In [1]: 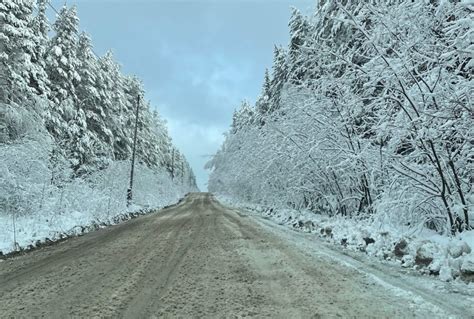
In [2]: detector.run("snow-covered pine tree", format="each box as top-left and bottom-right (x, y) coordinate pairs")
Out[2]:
(46, 5), (81, 103)
(76, 32), (113, 171)
(288, 7), (311, 85)
(32, 0), (48, 38)
(97, 51), (129, 162)
(44, 5), (78, 143)
(0, 0), (44, 103)
(231, 100), (254, 133)
(29, 0), (50, 98)
(45, 5), (97, 176)
(150, 110), (173, 169)
(1, 1), (197, 251)
(268, 46), (288, 113)
(255, 69), (272, 125)
(122, 75), (147, 164)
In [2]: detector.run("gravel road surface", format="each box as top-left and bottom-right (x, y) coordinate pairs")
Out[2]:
(0, 193), (470, 318)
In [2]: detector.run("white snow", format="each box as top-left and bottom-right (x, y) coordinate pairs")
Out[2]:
(461, 254), (474, 274)
(241, 201), (474, 318)
(218, 195), (474, 285)
(0, 3), (199, 256)
(53, 46), (62, 56)
(0, 159), (193, 256)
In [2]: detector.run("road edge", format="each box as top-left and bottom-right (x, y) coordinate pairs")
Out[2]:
(0, 194), (190, 261)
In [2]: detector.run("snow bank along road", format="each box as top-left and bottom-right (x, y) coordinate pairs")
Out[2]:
(0, 193), (471, 318)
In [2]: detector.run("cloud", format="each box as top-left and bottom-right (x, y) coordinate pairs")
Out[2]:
(149, 51), (253, 125)
(50, 0), (315, 189)
(165, 117), (226, 190)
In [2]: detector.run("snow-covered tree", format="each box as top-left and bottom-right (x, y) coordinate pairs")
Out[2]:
(288, 7), (312, 85)
(46, 5), (80, 103)
(208, 0), (473, 235)
(97, 51), (129, 161)
(0, 0), (47, 103)
(29, 0), (50, 97)
(255, 69), (272, 124)
(268, 46), (289, 113)
(1, 1), (197, 244)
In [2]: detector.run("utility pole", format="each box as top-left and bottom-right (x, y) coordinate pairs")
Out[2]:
(127, 95), (140, 206)
(171, 149), (175, 180)
(0, 13), (8, 104)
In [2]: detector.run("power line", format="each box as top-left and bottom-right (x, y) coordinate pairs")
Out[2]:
(47, 2), (59, 14)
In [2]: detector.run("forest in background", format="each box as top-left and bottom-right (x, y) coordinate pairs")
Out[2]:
(0, 0), (197, 252)
(208, 0), (473, 235)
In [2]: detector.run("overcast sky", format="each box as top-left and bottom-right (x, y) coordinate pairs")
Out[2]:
(50, 0), (314, 190)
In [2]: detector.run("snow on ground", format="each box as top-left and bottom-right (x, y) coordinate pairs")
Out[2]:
(0, 160), (194, 256)
(217, 195), (474, 286)
(0, 196), (180, 256)
(249, 210), (474, 318)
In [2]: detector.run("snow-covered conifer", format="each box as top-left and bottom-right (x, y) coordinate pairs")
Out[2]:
(0, 0), (44, 102)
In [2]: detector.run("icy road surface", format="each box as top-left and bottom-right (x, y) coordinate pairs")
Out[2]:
(0, 193), (472, 318)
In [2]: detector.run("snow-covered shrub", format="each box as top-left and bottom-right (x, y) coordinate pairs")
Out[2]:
(0, 154), (195, 254)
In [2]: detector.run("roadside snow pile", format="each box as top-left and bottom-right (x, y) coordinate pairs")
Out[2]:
(0, 160), (192, 257)
(0, 206), (149, 256)
(218, 196), (474, 283)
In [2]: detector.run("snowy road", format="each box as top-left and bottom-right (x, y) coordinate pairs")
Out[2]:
(0, 193), (471, 318)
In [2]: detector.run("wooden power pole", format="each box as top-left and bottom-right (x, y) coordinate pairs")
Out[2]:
(127, 95), (140, 206)
(171, 149), (175, 180)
